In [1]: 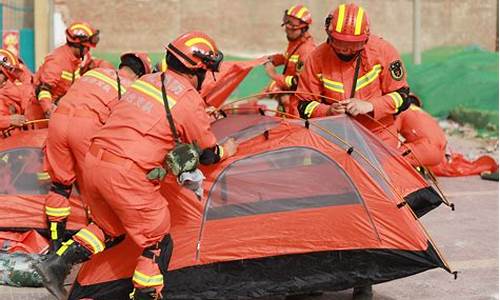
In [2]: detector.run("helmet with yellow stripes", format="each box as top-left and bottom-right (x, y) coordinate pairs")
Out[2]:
(65, 21), (100, 48)
(282, 4), (312, 29)
(0, 48), (20, 82)
(325, 3), (370, 42)
(119, 52), (153, 77)
(166, 31), (223, 73)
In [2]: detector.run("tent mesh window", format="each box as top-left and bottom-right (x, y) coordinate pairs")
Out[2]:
(0, 148), (49, 195)
(211, 114), (281, 144)
(205, 146), (363, 220)
(311, 117), (394, 196)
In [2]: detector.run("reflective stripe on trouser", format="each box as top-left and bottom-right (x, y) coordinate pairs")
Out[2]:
(49, 221), (66, 242)
(78, 145), (172, 297)
(81, 151), (171, 248)
(45, 191), (71, 222)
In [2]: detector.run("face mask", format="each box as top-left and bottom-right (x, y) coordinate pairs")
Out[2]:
(335, 52), (358, 62)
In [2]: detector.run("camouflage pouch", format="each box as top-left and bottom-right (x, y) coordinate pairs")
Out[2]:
(165, 142), (202, 176)
(146, 167), (167, 181)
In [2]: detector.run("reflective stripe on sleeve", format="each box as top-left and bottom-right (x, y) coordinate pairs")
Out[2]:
(304, 101), (320, 118)
(45, 206), (71, 218)
(74, 228), (105, 254)
(389, 92), (404, 112)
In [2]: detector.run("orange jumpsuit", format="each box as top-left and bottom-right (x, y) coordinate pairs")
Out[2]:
(44, 67), (133, 223)
(295, 35), (409, 147)
(395, 105), (446, 167)
(33, 44), (81, 115)
(75, 70), (218, 290)
(0, 81), (32, 130)
(266, 33), (316, 114)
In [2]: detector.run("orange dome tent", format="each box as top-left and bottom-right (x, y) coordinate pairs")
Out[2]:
(68, 113), (450, 299)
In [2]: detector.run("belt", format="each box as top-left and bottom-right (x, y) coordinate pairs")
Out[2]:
(55, 105), (97, 119)
(88, 143), (147, 174)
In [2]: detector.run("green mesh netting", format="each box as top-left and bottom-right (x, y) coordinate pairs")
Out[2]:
(402, 46), (499, 132)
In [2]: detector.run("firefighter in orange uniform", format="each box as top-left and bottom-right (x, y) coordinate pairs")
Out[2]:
(35, 32), (238, 300)
(33, 21), (100, 118)
(0, 49), (28, 130)
(396, 96), (446, 168)
(295, 3), (414, 148)
(43, 52), (153, 253)
(263, 4), (316, 114)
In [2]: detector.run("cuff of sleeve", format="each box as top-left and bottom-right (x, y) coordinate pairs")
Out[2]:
(273, 75), (287, 89)
(38, 90), (52, 101)
(311, 102), (331, 118)
(370, 94), (397, 120)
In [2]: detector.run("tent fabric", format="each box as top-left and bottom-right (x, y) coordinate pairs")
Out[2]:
(0, 115), (448, 296)
(70, 242), (444, 300)
(201, 58), (267, 108)
(429, 152), (498, 177)
(0, 129), (88, 234)
(70, 114), (447, 299)
(0, 230), (48, 254)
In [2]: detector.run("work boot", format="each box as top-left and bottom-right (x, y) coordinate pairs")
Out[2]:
(34, 240), (91, 300)
(130, 287), (161, 300)
(352, 285), (373, 300)
(48, 220), (66, 253)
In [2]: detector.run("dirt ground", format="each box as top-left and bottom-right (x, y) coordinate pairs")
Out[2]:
(0, 130), (497, 300)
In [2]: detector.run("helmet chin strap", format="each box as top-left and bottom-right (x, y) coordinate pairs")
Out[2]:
(79, 44), (85, 61)
(194, 69), (206, 91)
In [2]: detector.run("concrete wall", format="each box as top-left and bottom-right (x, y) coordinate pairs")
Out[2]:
(57, 0), (498, 56)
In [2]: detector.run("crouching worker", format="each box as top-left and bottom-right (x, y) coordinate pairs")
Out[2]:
(35, 31), (238, 300)
(395, 94), (446, 168)
(43, 52), (152, 253)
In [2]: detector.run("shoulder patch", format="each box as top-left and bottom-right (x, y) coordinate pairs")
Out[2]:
(389, 60), (404, 81)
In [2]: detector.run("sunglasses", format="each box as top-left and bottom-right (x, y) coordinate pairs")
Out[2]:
(281, 14), (306, 30)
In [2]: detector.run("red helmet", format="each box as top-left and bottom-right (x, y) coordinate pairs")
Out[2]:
(65, 21), (100, 48)
(166, 31), (223, 72)
(120, 51), (153, 76)
(325, 3), (370, 42)
(283, 4), (312, 28)
(0, 48), (20, 82)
